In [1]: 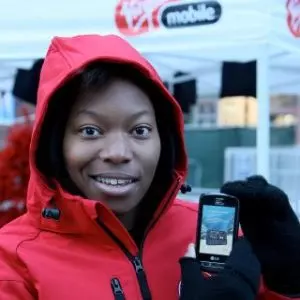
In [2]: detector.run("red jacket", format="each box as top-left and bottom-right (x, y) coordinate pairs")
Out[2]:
(0, 35), (297, 300)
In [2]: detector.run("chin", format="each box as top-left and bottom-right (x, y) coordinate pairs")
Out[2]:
(85, 189), (143, 214)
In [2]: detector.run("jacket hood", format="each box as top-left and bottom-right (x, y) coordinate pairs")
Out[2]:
(27, 34), (187, 237)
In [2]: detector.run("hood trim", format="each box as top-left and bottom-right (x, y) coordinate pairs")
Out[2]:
(26, 35), (188, 237)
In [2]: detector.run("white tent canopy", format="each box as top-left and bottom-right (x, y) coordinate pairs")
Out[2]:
(1, 0), (300, 179)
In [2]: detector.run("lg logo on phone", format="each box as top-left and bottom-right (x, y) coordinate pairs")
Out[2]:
(210, 256), (220, 261)
(215, 199), (224, 206)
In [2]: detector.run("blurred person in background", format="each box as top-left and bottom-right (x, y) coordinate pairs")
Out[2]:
(0, 60), (42, 227)
(0, 111), (32, 227)
(0, 35), (298, 300)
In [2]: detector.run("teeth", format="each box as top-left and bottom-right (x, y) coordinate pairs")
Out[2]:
(95, 177), (134, 186)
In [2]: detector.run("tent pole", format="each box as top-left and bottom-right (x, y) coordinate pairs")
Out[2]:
(256, 48), (270, 180)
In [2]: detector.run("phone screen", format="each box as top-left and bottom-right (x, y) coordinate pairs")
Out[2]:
(199, 204), (236, 256)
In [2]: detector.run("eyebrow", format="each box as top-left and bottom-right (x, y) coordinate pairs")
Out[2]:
(76, 110), (99, 118)
(76, 109), (152, 120)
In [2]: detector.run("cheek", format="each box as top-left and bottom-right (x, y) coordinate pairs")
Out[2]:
(154, 137), (161, 166)
(142, 135), (161, 176)
(63, 135), (90, 172)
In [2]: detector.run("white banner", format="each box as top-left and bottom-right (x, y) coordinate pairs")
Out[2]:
(0, 0), (273, 60)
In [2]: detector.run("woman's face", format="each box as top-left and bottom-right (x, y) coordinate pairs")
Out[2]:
(63, 79), (161, 215)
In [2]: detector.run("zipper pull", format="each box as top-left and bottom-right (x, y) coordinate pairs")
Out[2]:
(132, 256), (144, 273)
(111, 278), (125, 300)
(132, 256), (152, 300)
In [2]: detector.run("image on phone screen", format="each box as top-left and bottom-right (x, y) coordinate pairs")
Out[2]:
(199, 205), (236, 256)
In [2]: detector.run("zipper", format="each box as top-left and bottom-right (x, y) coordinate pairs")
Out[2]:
(132, 256), (151, 299)
(97, 219), (152, 300)
(97, 176), (182, 300)
(111, 278), (125, 300)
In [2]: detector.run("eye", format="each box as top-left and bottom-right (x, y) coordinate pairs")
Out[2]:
(79, 126), (102, 138)
(132, 125), (152, 139)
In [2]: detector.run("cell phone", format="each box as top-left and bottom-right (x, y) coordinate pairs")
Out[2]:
(195, 192), (240, 273)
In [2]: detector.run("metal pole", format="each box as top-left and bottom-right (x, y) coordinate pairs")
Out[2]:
(256, 48), (270, 180)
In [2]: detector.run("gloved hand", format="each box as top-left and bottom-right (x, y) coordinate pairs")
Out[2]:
(221, 175), (300, 295)
(179, 239), (260, 300)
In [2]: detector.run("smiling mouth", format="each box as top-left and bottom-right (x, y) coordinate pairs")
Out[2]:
(89, 175), (138, 187)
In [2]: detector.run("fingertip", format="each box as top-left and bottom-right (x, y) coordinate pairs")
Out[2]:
(185, 243), (196, 258)
(247, 175), (268, 185)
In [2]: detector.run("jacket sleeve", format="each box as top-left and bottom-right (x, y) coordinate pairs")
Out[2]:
(0, 247), (36, 299)
(258, 285), (300, 300)
(0, 281), (35, 300)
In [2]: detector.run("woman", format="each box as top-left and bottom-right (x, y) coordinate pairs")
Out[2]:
(0, 58), (43, 228)
(0, 34), (299, 299)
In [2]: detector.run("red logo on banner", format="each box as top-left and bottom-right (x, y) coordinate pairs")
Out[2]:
(115, 0), (179, 36)
(115, 0), (222, 36)
(287, 0), (300, 37)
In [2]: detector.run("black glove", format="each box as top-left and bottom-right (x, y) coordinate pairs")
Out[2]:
(179, 239), (260, 300)
(221, 175), (300, 295)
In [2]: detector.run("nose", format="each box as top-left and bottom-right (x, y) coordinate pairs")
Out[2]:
(100, 133), (132, 164)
